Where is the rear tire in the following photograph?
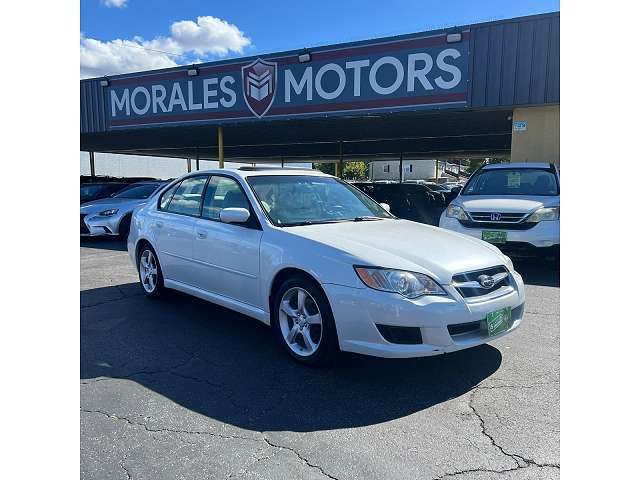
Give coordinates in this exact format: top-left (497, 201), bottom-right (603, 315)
top-left (137, 244), bottom-right (165, 298)
top-left (271, 276), bottom-right (340, 367)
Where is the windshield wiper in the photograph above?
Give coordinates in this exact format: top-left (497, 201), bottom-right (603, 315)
top-left (280, 219), bottom-right (349, 227)
top-left (352, 216), bottom-right (383, 222)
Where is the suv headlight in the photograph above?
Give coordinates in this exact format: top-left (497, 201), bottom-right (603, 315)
top-left (354, 267), bottom-right (447, 298)
top-left (528, 206), bottom-right (559, 222)
top-left (445, 204), bottom-right (469, 220)
top-left (99, 208), bottom-right (119, 216)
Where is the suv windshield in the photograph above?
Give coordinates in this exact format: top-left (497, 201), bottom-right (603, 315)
top-left (247, 175), bottom-right (393, 226)
top-left (113, 183), bottom-right (162, 199)
top-left (462, 168), bottom-right (558, 196)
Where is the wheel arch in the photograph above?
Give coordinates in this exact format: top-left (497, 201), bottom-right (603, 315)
top-left (268, 267), bottom-right (324, 318)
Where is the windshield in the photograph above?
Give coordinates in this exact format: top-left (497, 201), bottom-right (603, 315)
top-left (80, 184), bottom-right (110, 196)
top-left (462, 168), bottom-right (559, 196)
top-left (113, 183), bottom-right (161, 199)
top-left (247, 175), bottom-right (393, 226)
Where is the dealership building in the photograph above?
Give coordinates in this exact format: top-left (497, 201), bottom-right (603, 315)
top-left (80, 12), bottom-right (559, 177)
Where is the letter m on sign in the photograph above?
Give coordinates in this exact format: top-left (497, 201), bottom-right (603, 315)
top-left (242, 58), bottom-right (277, 118)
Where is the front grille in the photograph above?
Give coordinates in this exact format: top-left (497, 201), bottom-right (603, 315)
top-left (80, 214), bottom-right (89, 234)
top-left (452, 265), bottom-right (511, 299)
top-left (468, 212), bottom-right (528, 222)
top-left (458, 220), bottom-right (536, 230)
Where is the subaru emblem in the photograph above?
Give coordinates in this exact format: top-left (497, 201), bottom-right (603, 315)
top-left (477, 274), bottom-right (496, 289)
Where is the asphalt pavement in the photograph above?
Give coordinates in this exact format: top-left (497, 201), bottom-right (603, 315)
top-left (80, 237), bottom-right (559, 480)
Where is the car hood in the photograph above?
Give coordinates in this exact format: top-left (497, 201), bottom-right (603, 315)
top-left (285, 219), bottom-right (506, 284)
top-left (80, 197), bottom-right (147, 214)
top-left (454, 195), bottom-right (559, 213)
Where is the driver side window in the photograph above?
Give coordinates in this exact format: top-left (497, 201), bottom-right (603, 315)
top-left (202, 176), bottom-right (250, 221)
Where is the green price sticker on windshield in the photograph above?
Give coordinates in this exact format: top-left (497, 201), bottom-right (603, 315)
top-left (507, 172), bottom-right (521, 188)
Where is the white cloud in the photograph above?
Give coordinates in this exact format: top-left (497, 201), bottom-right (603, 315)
top-left (80, 16), bottom-right (251, 78)
top-left (101, 0), bottom-right (128, 7)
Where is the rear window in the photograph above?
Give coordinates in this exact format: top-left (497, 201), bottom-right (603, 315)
top-left (462, 168), bottom-right (558, 196)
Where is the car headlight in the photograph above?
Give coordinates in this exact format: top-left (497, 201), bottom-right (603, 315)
top-left (445, 204), bottom-right (469, 220)
top-left (528, 206), bottom-right (559, 222)
top-left (99, 208), bottom-right (119, 216)
top-left (502, 254), bottom-right (514, 271)
top-left (354, 267), bottom-right (447, 298)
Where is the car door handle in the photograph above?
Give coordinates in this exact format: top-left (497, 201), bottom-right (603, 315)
top-left (196, 230), bottom-right (207, 239)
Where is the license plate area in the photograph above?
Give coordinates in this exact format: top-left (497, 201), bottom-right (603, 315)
top-left (482, 230), bottom-right (507, 244)
top-left (486, 307), bottom-right (512, 337)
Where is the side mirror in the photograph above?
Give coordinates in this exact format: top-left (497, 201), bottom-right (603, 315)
top-left (380, 202), bottom-right (391, 212)
top-left (450, 186), bottom-right (461, 194)
top-left (219, 207), bottom-right (250, 224)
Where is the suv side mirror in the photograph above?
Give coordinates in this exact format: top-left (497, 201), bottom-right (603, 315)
top-left (220, 207), bottom-right (251, 224)
top-left (450, 186), bottom-right (461, 194)
top-left (380, 203), bottom-right (391, 212)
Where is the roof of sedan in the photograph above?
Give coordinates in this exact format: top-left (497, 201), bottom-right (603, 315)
top-left (191, 167), bottom-right (333, 178)
top-left (482, 162), bottom-right (553, 170)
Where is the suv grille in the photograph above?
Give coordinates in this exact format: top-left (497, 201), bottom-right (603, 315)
top-left (468, 212), bottom-right (527, 223)
top-left (80, 214), bottom-right (89, 234)
top-left (452, 265), bottom-right (511, 299)
top-left (461, 211), bottom-right (535, 230)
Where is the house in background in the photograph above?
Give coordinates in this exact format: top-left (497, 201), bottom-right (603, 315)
top-left (368, 159), bottom-right (463, 182)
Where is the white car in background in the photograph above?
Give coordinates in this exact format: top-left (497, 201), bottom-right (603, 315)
top-left (128, 168), bottom-right (525, 366)
top-left (439, 162), bottom-right (560, 259)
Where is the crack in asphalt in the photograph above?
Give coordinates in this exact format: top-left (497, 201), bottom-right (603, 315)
top-left (81, 407), bottom-right (341, 479)
top-left (262, 436), bottom-right (340, 480)
top-left (81, 408), bottom-right (259, 443)
top-left (119, 457), bottom-right (133, 480)
top-left (433, 388), bottom-right (559, 479)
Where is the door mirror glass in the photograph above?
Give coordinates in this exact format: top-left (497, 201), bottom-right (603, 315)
top-left (220, 207), bottom-right (250, 224)
top-left (380, 202), bottom-right (391, 212)
top-left (450, 186), bottom-right (462, 194)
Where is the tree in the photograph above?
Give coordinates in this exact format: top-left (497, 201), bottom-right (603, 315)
top-left (312, 161), bottom-right (369, 180)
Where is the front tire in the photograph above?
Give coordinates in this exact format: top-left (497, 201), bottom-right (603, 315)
top-left (272, 276), bottom-right (340, 367)
top-left (137, 245), bottom-right (165, 298)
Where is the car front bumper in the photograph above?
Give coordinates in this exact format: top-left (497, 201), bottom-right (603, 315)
top-left (323, 270), bottom-right (525, 358)
top-left (80, 213), bottom-right (123, 236)
top-left (438, 215), bottom-right (560, 250)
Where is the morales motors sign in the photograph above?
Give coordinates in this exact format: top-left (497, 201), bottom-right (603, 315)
top-left (106, 31), bottom-right (470, 128)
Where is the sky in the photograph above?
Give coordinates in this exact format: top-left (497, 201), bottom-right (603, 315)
top-left (80, 0), bottom-right (559, 78)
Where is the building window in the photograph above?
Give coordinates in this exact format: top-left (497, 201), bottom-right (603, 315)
top-left (383, 164), bottom-right (390, 173)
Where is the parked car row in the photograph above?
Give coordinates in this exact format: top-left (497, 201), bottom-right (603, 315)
top-left (80, 180), bottom-right (168, 238)
top-left (351, 182), bottom-right (451, 226)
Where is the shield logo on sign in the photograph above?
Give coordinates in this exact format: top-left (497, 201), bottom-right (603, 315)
top-left (242, 58), bottom-right (277, 118)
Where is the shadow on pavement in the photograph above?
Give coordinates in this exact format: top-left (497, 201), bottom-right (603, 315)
top-left (81, 283), bottom-right (502, 433)
top-left (513, 258), bottom-right (560, 288)
top-left (80, 237), bottom-right (127, 252)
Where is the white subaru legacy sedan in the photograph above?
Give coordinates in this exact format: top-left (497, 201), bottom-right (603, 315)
top-left (128, 168), bottom-right (525, 366)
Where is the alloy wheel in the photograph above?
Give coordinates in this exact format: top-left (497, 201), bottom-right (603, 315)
top-left (279, 287), bottom-right (323, 357)
top-left (139, 249), bottom-right (158, 293)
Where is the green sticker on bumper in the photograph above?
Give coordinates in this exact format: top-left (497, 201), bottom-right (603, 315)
top-left (487, 307), bottom-right (512, 337)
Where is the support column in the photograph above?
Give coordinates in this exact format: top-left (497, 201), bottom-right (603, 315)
top-left (399, 152), bottom-right (404, 183)
top-left (195, 147), bottom-right (200, 171)
top-left (186, 158), bottom-right (192, 173)
top-left (338, 141), bottom-right (344, 178)
top-left (89, 151), bottom-right (95, 178)
top-left (217, 126), bottom-right (225, 168)
top-left (435, 159), bottom-right (439, 182)
top-left (281, 155), bottom-right (284, 168)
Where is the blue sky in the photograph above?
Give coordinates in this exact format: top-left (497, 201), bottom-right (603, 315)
top-left (80, 0), bottom-right (559, 78)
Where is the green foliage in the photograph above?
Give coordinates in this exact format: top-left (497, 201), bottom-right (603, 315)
top-left (313, 161), bottom-right (369, 180)
top-left (343, 161), bottom-right (368, 180)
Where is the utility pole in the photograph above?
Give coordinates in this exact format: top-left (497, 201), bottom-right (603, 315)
top-left (218, 126), bottom-right (224, 168)
top-left (89, 151), bottom-right (95, 178)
